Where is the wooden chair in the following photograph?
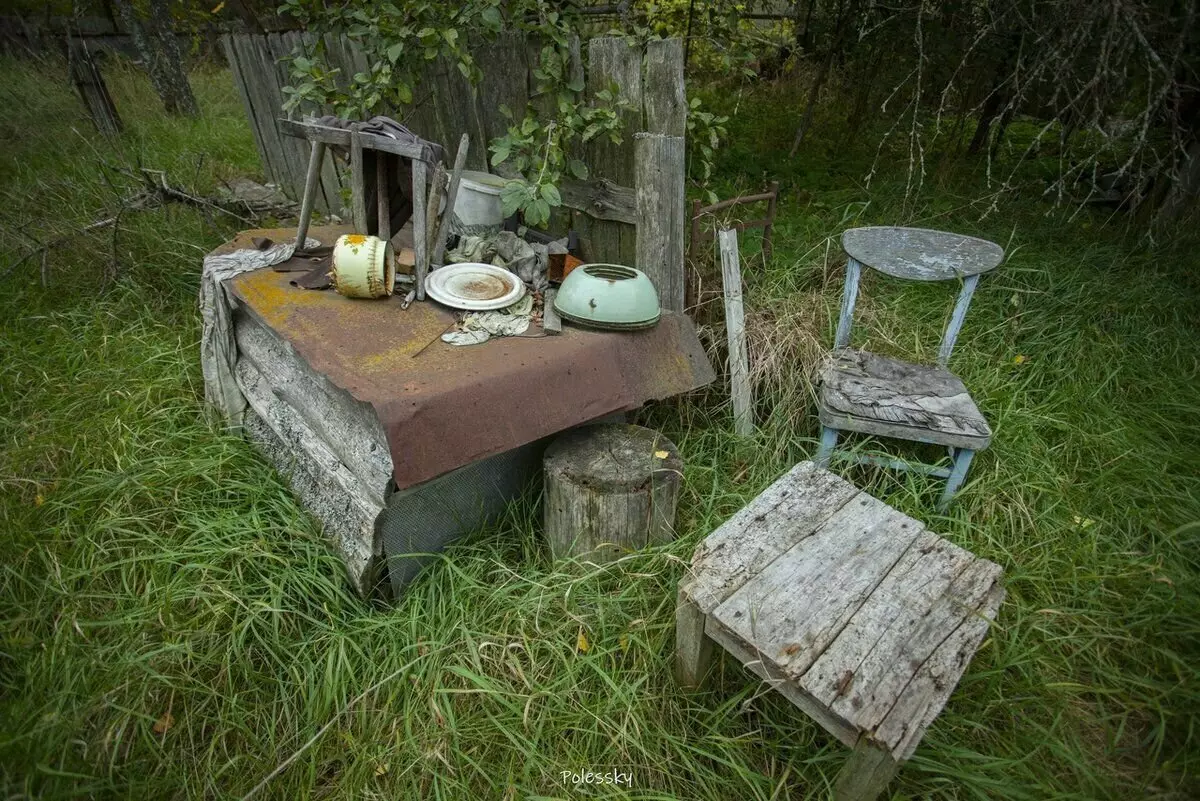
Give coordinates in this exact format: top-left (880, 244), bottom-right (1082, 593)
top-left (814, 226), bottom-right (1004, 510)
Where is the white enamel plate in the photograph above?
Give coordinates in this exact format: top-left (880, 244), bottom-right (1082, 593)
top-left (424, 262), bottom-right (526, 311)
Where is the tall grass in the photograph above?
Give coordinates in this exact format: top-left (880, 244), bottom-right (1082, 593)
top-left (1, 55), bottom-right (1198, 799)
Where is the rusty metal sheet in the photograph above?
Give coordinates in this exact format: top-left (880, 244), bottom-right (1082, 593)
top-left (220, 225), bottom-right (715, 490)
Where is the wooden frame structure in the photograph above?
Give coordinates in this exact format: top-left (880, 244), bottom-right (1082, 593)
top-left (689, 181), bottom-right (780, 263)
top-left (814, 226), bottom-right (1004, 509)
top-left (221, 32), bottom-right (689, 311)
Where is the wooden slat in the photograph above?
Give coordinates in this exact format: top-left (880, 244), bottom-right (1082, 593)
top-left (432, 133), bottom-right (470, 269)
top-left (559, 177), bottom-right (636, 224)
top-left (583, 37), bottom-right (642, 264)
top-left (412, 158), bottom-right (428, 300)
top-left (719, 229), bottom-right (752, 434)
top-left (643, 38), bottom-right (686, 136)
top-left (350, 124), bottom-right (367, 232)
top-left (683, 462), bottom-right (859, 614)
top-left (278, 118), bottom-right (428, 159)
top-left (635, 133), bottom-right (686, 312)
top-left (711, 494), bottom-right (924, 677)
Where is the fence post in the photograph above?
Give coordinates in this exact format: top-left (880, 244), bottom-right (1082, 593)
top-left (635, 133), bottom-right (686, 313)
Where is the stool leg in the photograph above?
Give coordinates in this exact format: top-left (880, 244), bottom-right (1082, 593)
top-left (938, 447), bottom-right (975, 511)
top-left (295, 140), bottom-right (326, 248)
top-left (815, 426), bottom-right (839, 468)
top-left (675, 587), bottom-right (713, 690)
top-left (834, 737), bottom-right (899, 801)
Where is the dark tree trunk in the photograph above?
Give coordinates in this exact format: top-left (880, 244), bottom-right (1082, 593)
top-left (112, 0), bottom-right (199, 117)
top-left (69, 41), bottom-right (122, 137)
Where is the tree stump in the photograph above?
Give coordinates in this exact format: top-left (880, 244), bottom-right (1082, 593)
top-left (543, 424), bottom-right (683, 562)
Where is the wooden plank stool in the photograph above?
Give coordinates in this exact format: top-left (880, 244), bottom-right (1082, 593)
top-left (676, 461), bottom-right (1004, 800)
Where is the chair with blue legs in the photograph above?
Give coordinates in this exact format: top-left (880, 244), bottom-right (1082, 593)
top-left (815, 226), bottom-right (1004, 510)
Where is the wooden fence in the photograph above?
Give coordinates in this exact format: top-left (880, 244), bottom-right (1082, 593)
top-left (220, 32), bottom-right (686, 307)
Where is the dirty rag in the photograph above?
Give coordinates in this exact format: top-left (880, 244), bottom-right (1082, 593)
top-left (446, 231), bottom-right (551, 293)
top-left (200, 238), bottom-right (319, 424)
top-left (442, 294), bottom-right (535, 347)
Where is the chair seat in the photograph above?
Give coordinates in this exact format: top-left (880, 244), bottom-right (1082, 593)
top-left (818, 349), bottom-right (991, 450)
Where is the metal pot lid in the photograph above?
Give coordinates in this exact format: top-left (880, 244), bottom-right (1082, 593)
top-left (425, 262), bottom-right (526, 311)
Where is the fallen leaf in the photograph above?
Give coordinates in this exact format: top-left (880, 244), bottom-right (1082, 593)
top-left (654, 450), bottom-right (669, 459)
top-left (1012, 354), bottom-right (1026, 365)
top-left (619, 634), bottom-right (629, 652)
top-left (210, 1), bottom-right (226, 12)
top-left (1073, 515), bottom-right (1094, 529)
top-left (152, 712), bottom-right (174, 735)
top-left (375, 762), bottom-right (390, 776)
top-left (34, 494), bottom-right (44, 507)
top-left (576, 630), bottom-right (590, 653)
top-left (1155, 576), bottom-right (1174, 587)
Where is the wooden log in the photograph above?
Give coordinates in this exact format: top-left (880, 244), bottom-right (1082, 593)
top-left (543, 424), bottom-right (682, 562)
top-left (583, 37), bottom-right (643, 264)
top-left (718, 228), bottom-right (753, 435)
top-left (635, 133), bottom-right (686, 313)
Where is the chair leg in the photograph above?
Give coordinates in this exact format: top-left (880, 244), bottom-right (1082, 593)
top-left (811, 424), bottom-right (840, 470)
top-left (815, 426), bottom-right (839, 468)
top-left (938, 448), bottom-right (975, 511)
top-left (675, 588), bottom-right (713, 691)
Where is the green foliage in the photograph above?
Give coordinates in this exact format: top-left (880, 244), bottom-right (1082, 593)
top-left (685, 96), bottom-right (728, 203)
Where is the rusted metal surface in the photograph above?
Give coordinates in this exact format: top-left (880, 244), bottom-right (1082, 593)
top-left (219, 226), bottom-right (715, 490)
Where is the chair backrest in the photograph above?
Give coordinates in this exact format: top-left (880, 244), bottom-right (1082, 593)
top-left (833, 226), bottom-right (1004, 368)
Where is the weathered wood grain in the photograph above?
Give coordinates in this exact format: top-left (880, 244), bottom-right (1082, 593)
top-left (377, 152), bottom-right (393, 243)
top-left (278, 118), bottom-right (428, 159)
top-left (584, 37), bottom-right (643, 264)
top-left (818, 349), bottom-right (992, 449)
top-left (937, 273), bottom-right (980, 368)
top-left (543, 424), bottom-right (681, 562)
top-left (295, 141), bottom-right (326, 247)
top-left (349, 124), bottom-right (367, 232)
top-left (681, 460), bottom-right (1006, 773)
top-left (635, 133), bottom-right (686, 312)
top-left (719, 228), bottom-right (752, 434)
top-left (683, 462), bottom-right (859, 614)
top-left (841, 226), bottom-right (1004, 281)
top-left (559, 177), bottom-right (637, 224)
top-left (674, 587), bottom-right (713, 690)
top-left (542, 288), bottom-right (562, 335)
top-left (432, 133), bottom-right (470, 269)
top-left (712, 494), bottom-right (922, 677)
top-left (643, 38), bottom-right (686, 136)
top-left (412, 158), bottom-right (429, 300)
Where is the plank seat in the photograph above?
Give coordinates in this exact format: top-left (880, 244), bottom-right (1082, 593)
top-left (676, 462), bottom-right (1005, 800)
top-left (818, 348), bottom-right (992, 450)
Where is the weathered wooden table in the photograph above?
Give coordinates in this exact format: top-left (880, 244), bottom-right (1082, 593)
top-left (676, 462), bottom-right (1004, 800)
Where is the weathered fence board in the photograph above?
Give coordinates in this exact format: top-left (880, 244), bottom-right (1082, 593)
top-left (222, 32), bottom-right (686, 283)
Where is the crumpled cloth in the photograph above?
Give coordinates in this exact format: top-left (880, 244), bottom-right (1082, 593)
top-left (200, 238), bottom-right (319, 424)
top-left (442, 294), bottom-right (535, 347)
top-left (447, 231), bottom-right (550, 293)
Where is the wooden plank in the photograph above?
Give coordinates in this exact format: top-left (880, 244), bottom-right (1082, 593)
top-left (675, 586), bottom-right (712, 690)
top-left (264, 32), bottom-right (315, 198)
top-left (412, 158), bottom-right (429, 300)
top-left (278, 118), bottom-right (428, 159)
top-left (683, 462), bottom-right (859, 614)
top-left (473, 33), bottom-right (529, 150)
top-left (583, 37), bottom-right (643, 264)
top-left (937, 273), bottom-right (980, 368)
top-left (432, 133), bottom-right (470, 269)
top-left (221, 35), bottom-right (273, 179)
top-left (834, 256), bottom-right (861, 349)
top-left (643, 38), bottom-right (686, 136)
top-left (833, 737), bottom-right (900, 801)
top-left (228, 35), bottom-right (289, 189)
top-left (376, 151), bottom-right (392, 243)
top-left (559, 177), bottom-right (637, 224)
top-left (542, 288), bottom-right (562, 335)
top-left (705, 616), bottom-right (860, 748)
top-left (349, 124), bottom-right (367, 232)
top-left (719, 229), bottom-right (752, 435)
top-left (634, 133), bottom-right (685, 311)
top-left (711, 493), bottom-right (924, 677)
top-left (295, 140), bottom-right (326, 246)
top-left (841, 227), bottom-right (1004, 281)
top-left (846, 557), bottom-right (1003, 760)
top-left (424, 161), bottom-right (446, 251)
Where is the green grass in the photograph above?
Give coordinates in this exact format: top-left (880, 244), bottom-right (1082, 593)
top-left (2, 54), bottom-right (1199, 800)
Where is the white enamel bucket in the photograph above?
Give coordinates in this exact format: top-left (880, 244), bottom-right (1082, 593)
top-left (331, 234), bottom-right (395, 299)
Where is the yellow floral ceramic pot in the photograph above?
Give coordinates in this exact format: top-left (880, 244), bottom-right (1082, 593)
top-left (331, 234), bottom-right (395, 299)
